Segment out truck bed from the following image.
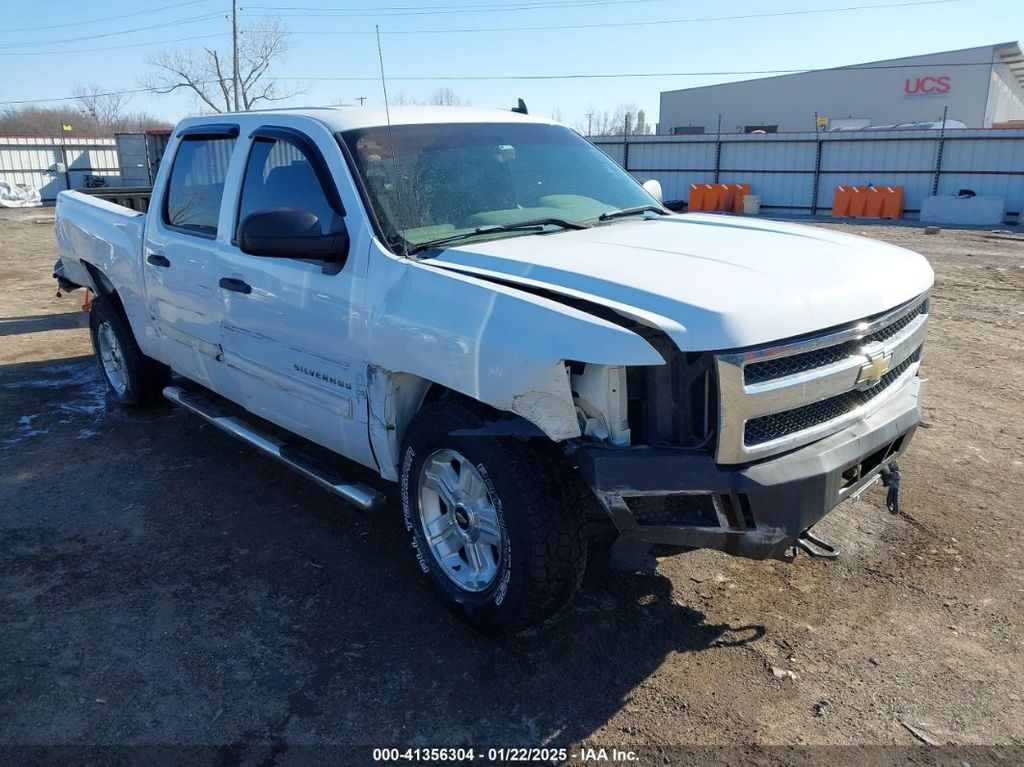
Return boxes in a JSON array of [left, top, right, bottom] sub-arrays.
[[55, 190, 149, 327], [78, 186, 152, 213]]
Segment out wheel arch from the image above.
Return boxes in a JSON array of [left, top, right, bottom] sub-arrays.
[[81, 261, 116, 296], [80, 261, 160, 359], [367, 369, 549, 482]]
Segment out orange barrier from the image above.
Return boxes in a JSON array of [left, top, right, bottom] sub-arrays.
[[831, 185, 904, 219], [688, 183, 751, 213]]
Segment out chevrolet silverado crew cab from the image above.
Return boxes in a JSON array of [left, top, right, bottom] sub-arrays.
[[53, 106, 932, 633]]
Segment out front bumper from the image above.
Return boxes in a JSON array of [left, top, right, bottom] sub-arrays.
[[576, 378, 921, 561]]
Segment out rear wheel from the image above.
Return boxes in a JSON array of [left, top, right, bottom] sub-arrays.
[[400, 400, 588, 634], [88, 295, 170, 407]]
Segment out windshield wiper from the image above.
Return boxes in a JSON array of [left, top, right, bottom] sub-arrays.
[[596, 205, 669, 221], [408, 217, 590, 255]]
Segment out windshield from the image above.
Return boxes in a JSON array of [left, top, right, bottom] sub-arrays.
[[339, 122, 658, 250]]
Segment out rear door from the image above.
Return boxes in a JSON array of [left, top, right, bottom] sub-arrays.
[[214, 121, 376, 470], [144, 124, 238, 388]]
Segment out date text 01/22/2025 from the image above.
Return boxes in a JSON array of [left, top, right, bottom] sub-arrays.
[[372, 747, 639, 762]]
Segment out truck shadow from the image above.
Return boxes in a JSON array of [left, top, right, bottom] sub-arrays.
[[0, 311, 89, 337], [231, 483, 768, 749], [1, 354, 766, 750], [261, 548, 767, 750]]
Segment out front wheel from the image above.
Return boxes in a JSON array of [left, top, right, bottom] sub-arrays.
[[400, 401, 587, 634]]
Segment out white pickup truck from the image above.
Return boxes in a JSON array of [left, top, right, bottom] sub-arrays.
[[54, 106, 933, 633]]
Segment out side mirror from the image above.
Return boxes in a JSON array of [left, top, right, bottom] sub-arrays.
[[237, 209, 349, 262], [642, 179, 663, 202]]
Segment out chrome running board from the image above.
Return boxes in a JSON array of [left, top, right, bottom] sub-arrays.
[[163, 385, 385, 512]]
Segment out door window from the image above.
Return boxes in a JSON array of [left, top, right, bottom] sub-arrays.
[[237, 137, 339, 236], [164, 136, 235, 236]]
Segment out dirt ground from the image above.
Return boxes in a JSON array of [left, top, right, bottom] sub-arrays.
[[1, 208, 1022, 759]]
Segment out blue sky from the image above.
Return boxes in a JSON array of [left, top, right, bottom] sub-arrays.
[[0, 0, 1020, 129]]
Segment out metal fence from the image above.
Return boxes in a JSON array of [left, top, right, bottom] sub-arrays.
[[591, 129, 1024, 223], [0, 136, 121, 201], [5, 129, 1022, 218]]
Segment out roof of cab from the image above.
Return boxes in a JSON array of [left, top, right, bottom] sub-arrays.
[[175, 105, 561, 134]]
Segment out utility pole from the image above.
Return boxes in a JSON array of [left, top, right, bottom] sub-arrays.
[[232, 0, 241, 111], [585, 112, 593, 136], [356, 96, 367, 105]]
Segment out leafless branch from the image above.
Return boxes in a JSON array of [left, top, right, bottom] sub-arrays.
[[429, 87, 467, 107], [144, 16, 302, 113], [70, 85, 132, 132], [208, 49, 233, 112]]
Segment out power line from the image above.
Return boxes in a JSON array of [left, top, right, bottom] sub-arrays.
[[253, 0, 962, 34], [268, 61, 1017, 81], [0, 0, 217, 34], [0, 12, 225, 50], [0, 85, 185, 107], [246, 0, 669, 17], [0, 33, 229, 58], [0, 60, 1006, 106]]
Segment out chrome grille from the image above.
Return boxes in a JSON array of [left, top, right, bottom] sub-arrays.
[[714, 293, 929, 464], [744, 348, 922, 446], [744, 299, 928, 384]]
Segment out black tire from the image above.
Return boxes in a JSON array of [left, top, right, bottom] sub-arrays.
[[400, 400, 587, 635], [88, 294, 170, 407]]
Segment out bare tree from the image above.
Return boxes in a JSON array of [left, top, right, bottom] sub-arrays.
[[0, 104, 169, 137], [575, 105, 615, 136], [144, 18, 301, 112], [71, 85, 132, 133], [429, 87, 467, 107], [391, 91, 422, 106], [611, 102, 640, 135], [575, 102, 651, 136]]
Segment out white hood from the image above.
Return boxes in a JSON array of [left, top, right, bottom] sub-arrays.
[[428, 213, 934, 351]]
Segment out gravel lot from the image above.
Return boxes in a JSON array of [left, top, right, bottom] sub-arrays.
[[1, 208, 1022, 756]]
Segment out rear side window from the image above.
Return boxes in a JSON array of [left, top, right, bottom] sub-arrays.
[[164, 136, 235, 236], [237, 137, 338, 234]]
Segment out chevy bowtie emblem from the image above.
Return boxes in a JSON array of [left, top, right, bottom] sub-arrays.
[[856, 346, 892, 389]]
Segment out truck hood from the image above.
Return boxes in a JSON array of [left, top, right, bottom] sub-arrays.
[[427, 213, 934, 351]]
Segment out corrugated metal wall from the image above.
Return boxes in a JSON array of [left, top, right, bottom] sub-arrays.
[[0, 136, 121, 201], [592, 129, 1024, 221]]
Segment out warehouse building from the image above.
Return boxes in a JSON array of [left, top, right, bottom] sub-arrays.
[[659, 42, 1024, 134]]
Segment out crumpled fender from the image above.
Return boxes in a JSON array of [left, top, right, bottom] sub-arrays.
[[365, 255, 665, 467]]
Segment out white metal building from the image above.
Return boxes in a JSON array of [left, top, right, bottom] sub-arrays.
[[658, 42, 1024, 134], [0, 136, 120, 200]]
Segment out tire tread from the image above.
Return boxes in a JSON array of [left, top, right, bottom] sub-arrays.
[[89, 294, 170, 407], [403, 399, 587, 634]]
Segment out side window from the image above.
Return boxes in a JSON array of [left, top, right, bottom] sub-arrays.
[[164, 136, 235, 236], [237, 137, 339, 236]]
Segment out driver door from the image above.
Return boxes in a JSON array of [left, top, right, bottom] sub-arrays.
[[215, 123, 376, 470]]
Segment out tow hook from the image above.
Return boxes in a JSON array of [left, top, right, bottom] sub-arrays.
[[880, 461, 901, 514], [795, 528, 840, 559]]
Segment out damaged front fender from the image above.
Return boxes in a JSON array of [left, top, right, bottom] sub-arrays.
[[364, 256, 666, 476]]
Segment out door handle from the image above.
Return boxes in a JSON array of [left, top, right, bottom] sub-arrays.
[[146, 253, 171, 268], [219, 277, 252, 295]]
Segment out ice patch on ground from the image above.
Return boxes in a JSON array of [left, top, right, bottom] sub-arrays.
[[2, 361, 108, 449], [3, 362, 99, 390], [9, 413, 49, 441]]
